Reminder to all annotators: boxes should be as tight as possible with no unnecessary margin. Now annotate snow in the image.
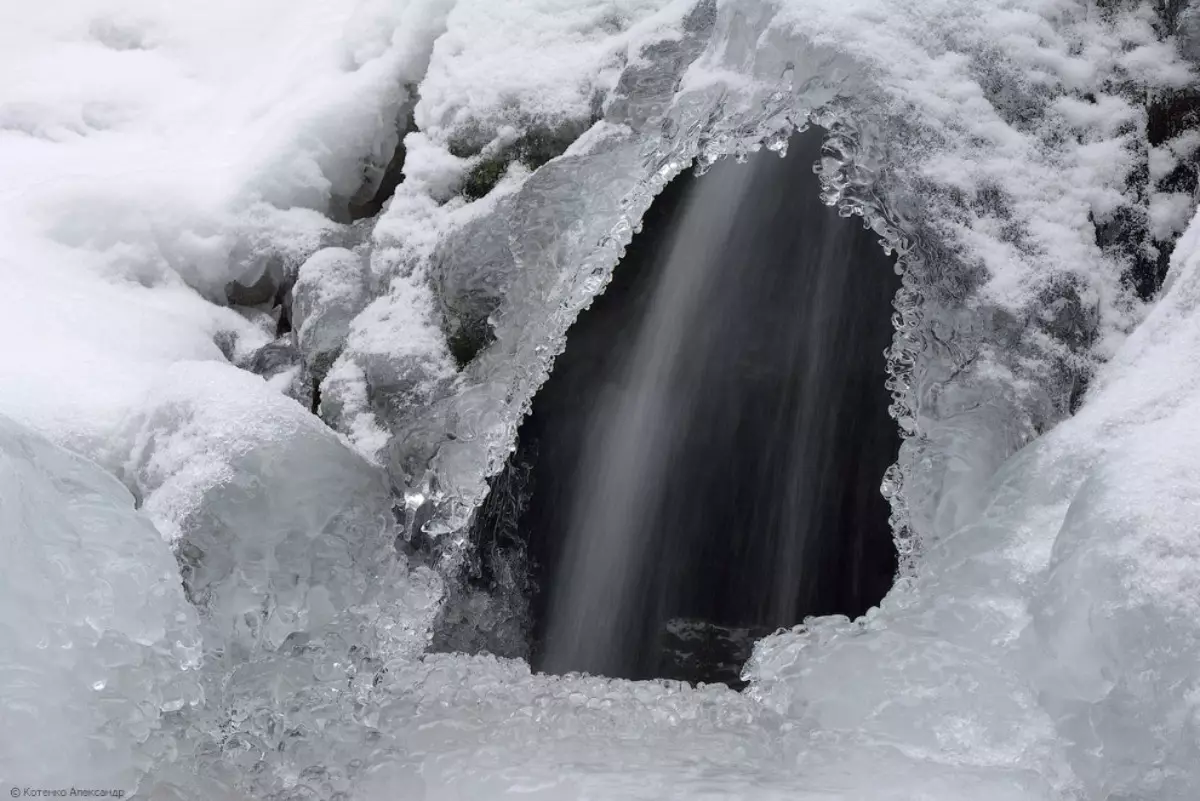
[0,0,453,464]
[416,0,692,135]
[292,247,373,377]
[1150,190,1196,240]
[1,0,1200,798]
[0,2,451,793]
[1149,137,1189,186]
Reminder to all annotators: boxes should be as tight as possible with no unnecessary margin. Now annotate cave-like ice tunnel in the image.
[460,126,902,685]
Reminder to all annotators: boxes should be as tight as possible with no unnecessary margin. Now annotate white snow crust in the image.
[0,0,453,464]
[1,0,1199,798]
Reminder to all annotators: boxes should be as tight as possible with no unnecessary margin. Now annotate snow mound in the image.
[293,247,373,381]
[120,360,443,662]
[0,0,454,466]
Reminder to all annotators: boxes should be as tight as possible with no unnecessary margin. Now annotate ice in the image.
[741,206,1200,800]
[327,0,1194,578]
[365,654,798,801]
[1019,207,1200,798]
[111,361,446,797]
[0,415,201,791]
[1,0,1199,797]
[265,649,1061,800]
[292,247,373,382]
[121,361,435,656]
[342,0,719,548]
[744,457,1083,796]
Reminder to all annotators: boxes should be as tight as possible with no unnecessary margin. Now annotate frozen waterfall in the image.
[539,150,756,677]
[2,0,1199,797]
[531,127,900,681]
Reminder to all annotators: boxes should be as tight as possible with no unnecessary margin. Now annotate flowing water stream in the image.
[498,127,900,683]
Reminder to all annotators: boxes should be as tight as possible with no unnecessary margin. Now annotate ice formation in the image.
[0,416,201,789]
[0,0,1199,798]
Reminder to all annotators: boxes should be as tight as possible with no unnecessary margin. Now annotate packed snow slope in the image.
[0,0,1198,799]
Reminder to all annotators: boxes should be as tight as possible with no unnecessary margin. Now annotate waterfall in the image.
[532,127,899,681]
[539,153,759,676]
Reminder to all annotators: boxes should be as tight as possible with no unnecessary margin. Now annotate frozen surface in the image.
[292,247,373,382]
[333,0,1197,576]
[0,0,1198,798]
[347,652,1066,801]
[0,416,201,791]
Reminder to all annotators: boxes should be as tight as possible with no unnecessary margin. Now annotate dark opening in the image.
[449,126,901,686]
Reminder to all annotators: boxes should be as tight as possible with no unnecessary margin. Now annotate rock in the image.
[225,253,288,307]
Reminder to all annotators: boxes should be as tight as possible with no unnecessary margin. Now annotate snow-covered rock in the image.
[293,247,373,380]
[119,361,441,663]
[0,0,455,462]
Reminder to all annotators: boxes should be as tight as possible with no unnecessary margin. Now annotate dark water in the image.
[518,127,900,683]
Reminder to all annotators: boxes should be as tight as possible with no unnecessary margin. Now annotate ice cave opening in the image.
[440,127,903,686]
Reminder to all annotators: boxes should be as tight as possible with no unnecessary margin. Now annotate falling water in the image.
[539,157,759,676]
[529,126,899,681]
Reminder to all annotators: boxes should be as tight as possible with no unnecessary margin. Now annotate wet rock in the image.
[454,120,594,201]
[345,95,417,222]
[247,336,300,380]
[225,253,288,307]
[1181,1,1200,62]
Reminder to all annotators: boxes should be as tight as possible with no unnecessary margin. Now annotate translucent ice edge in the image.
[406,38,946,580]
[400,0,1190,592]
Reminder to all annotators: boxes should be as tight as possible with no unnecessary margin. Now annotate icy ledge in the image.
[749,204,1200,799]
[326,0,1196,583]
[299,0,1197,796]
